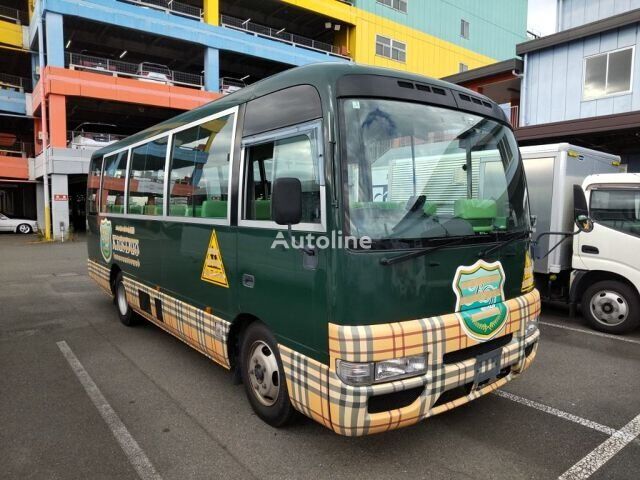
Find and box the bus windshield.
[342,98,529,246]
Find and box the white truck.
[521,144,640,333]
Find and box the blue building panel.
[41,0,348,69]
[523,24,640,126]
[559,0,640,31]
[0,90,27,115]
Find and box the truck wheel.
[113,272,138,327]
[240,322,296,427]
[582,280,640,334]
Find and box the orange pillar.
[48,94,67,148]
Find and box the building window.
[459,63,469,73]
[375,35,407,62]
[377,0,407,13]
[583,47,634,100]
[461,19,470,39]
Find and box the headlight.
[336,354,427,386]
[525,317,539,338]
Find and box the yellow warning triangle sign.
[201,230,229,288]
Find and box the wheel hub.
[247,341,280,407]
[591,290,628,326]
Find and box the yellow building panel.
[0,20,23,49]
[283,0,495,78]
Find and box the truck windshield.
[342,98,529,247]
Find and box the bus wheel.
[582,280,640,334]
[240,322,296,427]
[113,272,138,327]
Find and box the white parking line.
[57,341,162,480]
[494,390,617,436]
[539,321,640,345]
[558,413,640,480]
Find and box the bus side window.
[243,130,321,224]
[87,156,103,214]
[128,138,168,216]
[168,113,235,219]
[101,151,128,214]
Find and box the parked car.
[0,213,38,234]
[136,62,173,84]
[69,122,120,150]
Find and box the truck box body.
[520,144,622,275]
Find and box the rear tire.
[113,272,138,327]
[240,322,296,427]
[17,224,32,234]
[581,280,640,334]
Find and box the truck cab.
[571,173,640,333]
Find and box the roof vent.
[432,87,446,96]
[416,84,431,92]
[397,80,414,89]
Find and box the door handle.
[581,245,599,254]
[242,274,255,288]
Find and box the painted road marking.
[540,321,640,345]
[558,413,640,480]
[57,341,162,480]
[494,390,617,436]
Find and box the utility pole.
[38,14,51,240]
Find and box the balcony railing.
[68,131,127,150]
[0,5,28,24]
[65,52,204,89]
[502,104,520,128]
[118,0,202,20]
[0,73,32,92]
[219,14,349,58]
[220,77,246,95]
[0,142,34,158]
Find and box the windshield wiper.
[380,238,465,266]
[477,230,531,258]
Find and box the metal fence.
[0,73,32,92]
[220,14,348,58]
[65,52,204,89]
[0,5,28,24]
[0,142,34,158]
[220,77,246,95]
[118,0,202,20]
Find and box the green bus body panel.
[87,63,527,366]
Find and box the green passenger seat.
[423,202,438,216]
[201,200,227,218]
[254,200,271,220]
[128,204,142,215]
[112,205,124,214]
[170,204,187,216]
[454,199,498,233]
[194,206,203,218]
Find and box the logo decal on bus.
[201,229,229,288]
[452,260,508,341]
[100,218,113,263]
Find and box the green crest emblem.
[100,218,113,263]
[453,260,508,341]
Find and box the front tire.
[240,322,296,427]
[17,223,32,234]
[113,272,138,327]
[582,280,640,334]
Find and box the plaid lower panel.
[120,275,231,369]
[280,290,540,436]
[88,260,111,295]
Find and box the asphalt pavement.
[1,233,639,480]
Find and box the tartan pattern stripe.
[329,290,541,364]
[115,274,232,369]
[88,260,111,294]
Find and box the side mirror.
[573,184,594,233]
[272,177,302,226]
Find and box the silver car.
[0,213,38,234]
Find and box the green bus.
[87,63,540,436]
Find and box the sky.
[527,0,558,37]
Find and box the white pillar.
[51,174,69,240]
[36,182,45,231]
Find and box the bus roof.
[93,62,505,159]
